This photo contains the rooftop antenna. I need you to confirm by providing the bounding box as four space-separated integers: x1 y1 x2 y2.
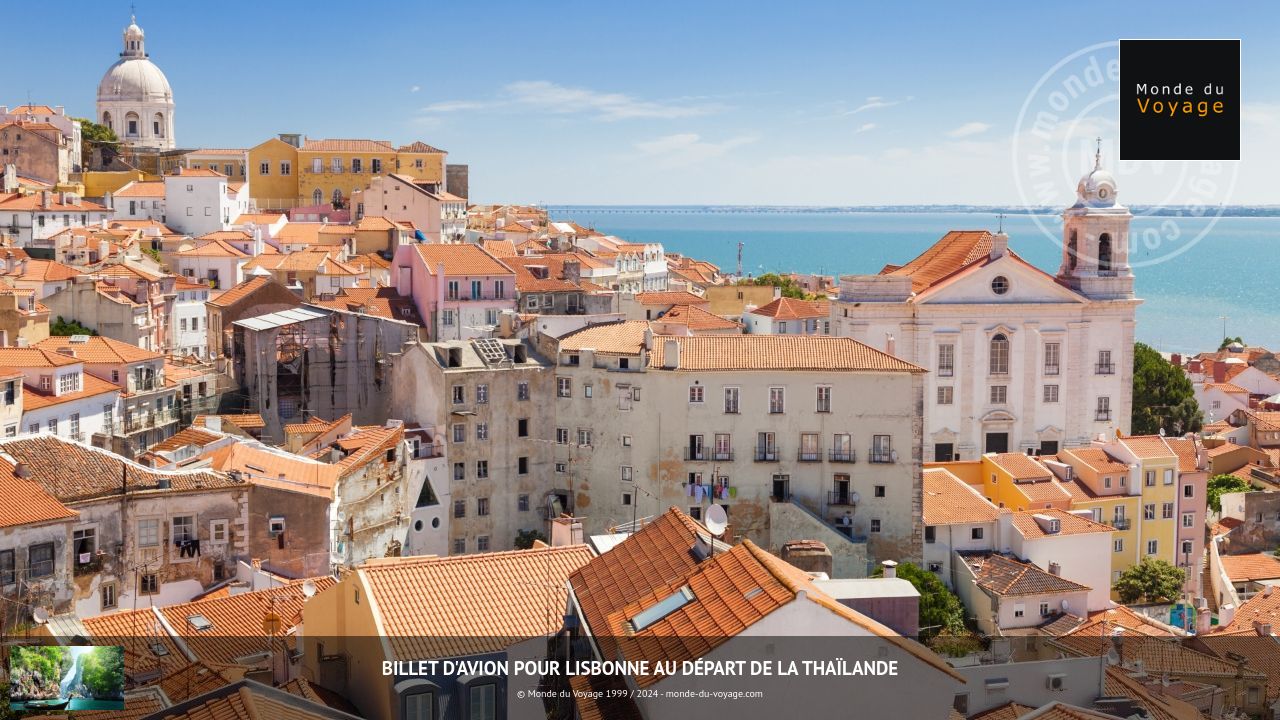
736 241 744 278
1095 136 1103 170
997 212 1004 234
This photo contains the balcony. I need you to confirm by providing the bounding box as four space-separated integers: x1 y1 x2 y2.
73 556 103 577
412 443 443 459
869 450 894 464
711 449 734 462
828 491 857 506
754 447 780 462
445 294 508 302
686 447 707 461
1044 364 1060 376
798 448 822 462
1096 363 1116 375
1095 411 1112 422
829 449 856 463
938 367 954 378
1110 518 1131 530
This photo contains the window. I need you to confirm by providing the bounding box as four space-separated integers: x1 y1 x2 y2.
816 386 832 413
1114 539 1124 553
621 466 633 482
70 413 80 437
971 527 984 540
517 418 528 437
1104 476 1112 489
1039 602 1051 617
518 494 530 512
585 384 594 398
799 433 819 461
518 457 528 474
871 435 892 463
1162 502 1174 519
874 485 886 498
280 161 291 175
990 385 1007 404
259 162 270 175
47 418 57 435
476 384 488 403
0 550 11 585
476 536 490 552
172 516 195 543
925 526 936 544
101 582 117 609
138 518 160 547
556 428 569 445
724 387 739 413
1145 471 1155 487
452 424 466 443
29 543 54 578
1147 540 1159 556
452 385 466 404
454 500 466 518
1014 606 1025 618
1043 384 1059 403
557 377 572 397
453 538 465 554
578 429 592 446
140 573 159 594
1144 504 1155 520
1182 512 1195 528
442 309 455 326
714 434 732 460
990 275 1010 295
210 520 229 545
371 158 382 174
1184 484 1194 498
1163 469 1174 485
555 462 566 473
689 385 704 403
73 527 96 565
476 461 488 479
477 498 490 516
870 518 881 533
1181 540 1194 556
476 422 488 440
622 435 632 447
1044 342 1061 375
351 158 363 173
768 387 785 414
938 343 955 377
453 463 465 481
1096 397 1111 421
989 334 1010 374
937 386 954 404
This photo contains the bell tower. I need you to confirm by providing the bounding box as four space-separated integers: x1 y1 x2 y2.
1057 139 1134 300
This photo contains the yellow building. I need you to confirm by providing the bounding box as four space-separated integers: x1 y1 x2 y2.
181 148 248 182
1050 447 1140 583
246 136 300 210
297 138 397 209
393 141 446 185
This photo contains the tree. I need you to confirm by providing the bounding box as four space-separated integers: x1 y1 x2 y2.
1207 473 1252 513
74 117 117 169
514 529 547 550
1219 336 1245 350
1113 558 1185 604
736 272 809 299
50 316 97 337
873 561 965 641
1132 341 1203 435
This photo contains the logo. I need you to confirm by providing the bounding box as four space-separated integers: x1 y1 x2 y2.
1121 39 1240 161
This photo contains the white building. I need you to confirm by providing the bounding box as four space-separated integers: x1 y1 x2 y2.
0 192 112 245
832 152 1138 461
171 279 211 358
163 167 248 237
96 15 175 150
922 467 1001 588
744 297 831 335
999 508 1114 612
0 348 120 443
112 180 166 222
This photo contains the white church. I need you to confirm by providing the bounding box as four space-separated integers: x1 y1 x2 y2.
832 149 1139 461
96 14 175 150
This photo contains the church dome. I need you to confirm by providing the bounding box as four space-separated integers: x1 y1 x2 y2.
1075 142 1118 208
95 15 175 150
97 57 173 103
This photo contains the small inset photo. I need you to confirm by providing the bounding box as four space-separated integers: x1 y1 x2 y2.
8 645 124 712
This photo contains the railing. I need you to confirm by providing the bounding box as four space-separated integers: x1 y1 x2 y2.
686 447 707 461
938 367 954 377
754 447 780 462
1044 364 1060 376
724 405 739 414
798 449 822 462
1110 518 1131 530
829 449 856 463
1096 411 1112 421
712 449 734 461
1096 363 1116 375
828 491 857 506
73 556 102 577
445 294 508 301
869 450 893 464
413 443 442 459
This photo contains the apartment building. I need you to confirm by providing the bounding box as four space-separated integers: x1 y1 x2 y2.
541 323 926 568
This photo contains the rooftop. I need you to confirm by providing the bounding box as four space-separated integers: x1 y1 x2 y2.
963 552 1091 597
922 467 1003 526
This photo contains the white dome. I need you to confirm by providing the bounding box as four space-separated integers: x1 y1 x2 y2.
97 57 173 103
1074 146 1119 209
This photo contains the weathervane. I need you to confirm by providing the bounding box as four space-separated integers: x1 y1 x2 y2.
1095 136 1103 169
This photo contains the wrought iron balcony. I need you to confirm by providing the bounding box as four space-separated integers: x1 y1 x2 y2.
754 447 780 462
829 449 856 463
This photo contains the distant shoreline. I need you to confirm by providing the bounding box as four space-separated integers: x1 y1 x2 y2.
544 205 1280 218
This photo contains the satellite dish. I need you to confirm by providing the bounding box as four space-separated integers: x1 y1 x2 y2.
301 579 317 598
705 505 728 537
31 607 48 625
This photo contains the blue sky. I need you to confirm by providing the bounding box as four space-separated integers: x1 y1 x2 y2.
5 1 1276 205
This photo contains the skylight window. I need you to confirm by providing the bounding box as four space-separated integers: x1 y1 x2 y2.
630 586 695 632
187 614 213 631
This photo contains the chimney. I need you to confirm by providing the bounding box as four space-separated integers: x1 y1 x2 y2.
1171 353 1182 368
1 164 15 193
663 339 680 369
98 240 109 260
881 560 898 579
781 541 833 577
41 191 51 209
12 461 29 479
1255 620 1273 636
1213 362 1227 384
1048 561 1062 576
885 333 896 356
989 231 1009 259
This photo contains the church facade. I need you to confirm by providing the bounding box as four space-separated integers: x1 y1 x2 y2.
96 15 175 150
832 151 1139 461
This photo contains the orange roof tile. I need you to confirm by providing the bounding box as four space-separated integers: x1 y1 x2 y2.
1009 509 1113 538
22 372 119 410
1059 447 1132 474
2 258 83 282
35 335 162 364
635 290 707 306
178 238 248 258
882 230 994 292
963 553 1091 596
150 426 224 454
748 297 828 320
657 304 739 331
0 462 77 528
649 335 924 373
114 180 166 198
412 243 513 276
301 138 394 153
989 452 1054 480
0 346 81 368
1118 435 1179 460
923 468 1003 525
397 141 447 154
558 320 649 355
204 441 339 498
206 276 274 308
1221 553 1280 583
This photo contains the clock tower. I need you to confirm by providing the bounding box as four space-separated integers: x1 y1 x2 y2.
1057 141 1134 300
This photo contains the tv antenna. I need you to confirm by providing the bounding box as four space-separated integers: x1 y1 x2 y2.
705 504 728 559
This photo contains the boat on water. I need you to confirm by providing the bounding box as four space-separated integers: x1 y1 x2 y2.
24 698 70 710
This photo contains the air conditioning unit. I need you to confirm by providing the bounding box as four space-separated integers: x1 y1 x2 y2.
1047 674 1065 691
269 516 286 535
928 562 943 573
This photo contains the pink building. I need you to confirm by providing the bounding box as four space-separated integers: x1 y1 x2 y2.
392 243 516 340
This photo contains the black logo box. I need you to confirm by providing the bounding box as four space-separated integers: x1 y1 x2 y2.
1120 39 1240 161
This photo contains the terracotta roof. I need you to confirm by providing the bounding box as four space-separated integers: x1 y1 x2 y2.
1218 586 1280 634
0 346 81 367
1206 382 1249 394
140 679 355 720
397 141 446 154
170 167 226 178
1009 508 1113 538
558 320 649 355
989 452 1053 480
204 441 340 498
881 230 994 292
657 304 739 331
207 276 276 308
193 413 266 430
971 702 1035 720
0 461 77 528
1206 442 1246 457
1103 667 1206 720
1221 553 1280 583
1012 478 1075 504
1198 634 1280 699
963 552 1091 597
114 180 166 198
156 661 236 703
649 335 924 373
922 467 1003 526
412 243 513 276
22 372 120 410
1059 447 1132 474
357 545 594 660
0 194 107 211
35 335 162 364
1118 435 1178 460
748 297 829 320
3 258 83 282
300 138 394 153
233 212 285 225
635 290 707 306
480 238 517 257
1163 437 1203 472
0 435 238 503
278 677 362 716
150 426 224 454
570 674 642 720
178 238 249 258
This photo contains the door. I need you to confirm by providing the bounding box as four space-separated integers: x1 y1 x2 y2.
771 474 790 502
934 443 954 462
985 432 1009 454
1039 440 1059 455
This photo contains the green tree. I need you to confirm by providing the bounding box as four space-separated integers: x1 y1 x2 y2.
1207 473 1252 513
1219 336 1245 350
74 118 118 169
514 528 547 549
1132 342 1203 435
79 646 124 698
736 273 809 299
50 316 97 337
1113 558 1185 604
873 561 966 641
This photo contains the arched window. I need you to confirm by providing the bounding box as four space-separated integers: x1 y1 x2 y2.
1067 230 1078 271
102 111 112 131
125 112 139 137
332 188 344 208
1098 233 1112 272
990 333 1010 375
312 188 323 205
153 113 164 138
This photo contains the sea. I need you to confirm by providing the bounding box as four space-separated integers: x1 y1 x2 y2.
546 208 1276 355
